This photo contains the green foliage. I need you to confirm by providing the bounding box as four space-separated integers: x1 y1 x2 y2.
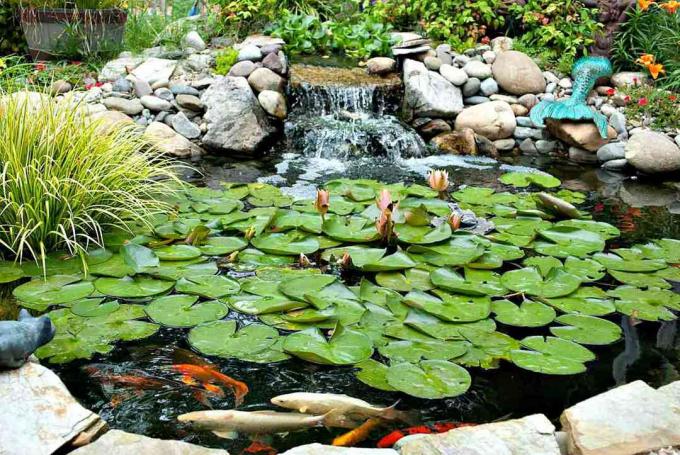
0 91 180 262
214 47 239 75
508 0 602 74
619 84 680 130
0 56 100 93
0 5 26 55
9 0 128 8
365 0 504 51
613 6 680 90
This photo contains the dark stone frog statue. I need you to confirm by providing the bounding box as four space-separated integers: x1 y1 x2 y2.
0 309 55 369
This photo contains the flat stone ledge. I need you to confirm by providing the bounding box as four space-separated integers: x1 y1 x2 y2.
281 444 398 454
71 430 230 454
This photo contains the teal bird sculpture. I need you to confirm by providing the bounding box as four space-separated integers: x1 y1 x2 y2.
530 56 613 138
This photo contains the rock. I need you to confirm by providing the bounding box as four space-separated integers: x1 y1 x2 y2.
597 142 626 162
609 112 627 136
619 181 679 207
176 94 204 112
436 49 453 66
491 36 513 53
281 444 397 455
366 57 397 75
236 35 285 49
131 58 178 85
398 414 560 455
154 88 174 102
140 95 173 112
99 57 144 82
480 78 499 96
424 56 442 71
536 140 557 154
169 84 200 96
151 79 169 90
455 101 517 140
171 112 201 139
0 360 105 454
492 51 546 95
419 119 451 137
248 68 286 93
543 71 559 85
431 129 477 155
81 103 107 116
262 52 285 75
71 430 228 454
181 53 214 73
50 79 72 95
625 131 680 174
611 71 648 88
201 76 276 154
258 90 287 120
476 134 498 157
439 64 468 86
112 77 132 93
144 121 203 158
454 55 470 66
561 380 680 455
558 77 573 89
463 61 492 79
464 96 490 105
519 138 538 154
602 158 628 171
545 82 557 94
403 60 463 119
546 120 617 152
462 77 481 97
514 127 542 140
131 77 152 98
482 51 496 64
600 104 617 117
238 44 263 62
517 116 535 127
89 111 135 134
102 97 144 115
658 381 680 408
569 146 598 164
518 93 539 110
511 104 528 116
494 138 516 151
183 31 206 51
261 44 282 55
490 94 519 104
229 60 257 77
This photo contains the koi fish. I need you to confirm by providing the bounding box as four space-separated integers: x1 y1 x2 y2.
178 410 329 438
376 422 477 448
332 418 383 447
172 364 249 406
241 441 277 455
84 366 171 390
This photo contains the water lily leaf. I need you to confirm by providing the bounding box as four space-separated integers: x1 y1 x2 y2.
87 254 135 278
36 333 113 364
147 260 217 281
491 299 556 327
654 238 680 263
564 257 606 282
354 359 396 391
379 339 467 363
407 236 485 267
511 336 595 375
279 274 337 302
655 266 680 282
499 171 561 188
555 219 620 240
452 187 496 206
189 320 286 361
145 294 228 327
523 256 562 277
545 287 616 316
358 278 403 308
399 198 451 216
493 217 551 237
282 325 373 365
199 237 248 256
321 246 385 267
121 243 160 272
237 248 296 266
71 298 120 317
501 267 581 298
325 179 378 201
609 270 671 289
550 314 622 345
13 275 94 307
404 290 491 323
487 242 525 261
227 294 306 315
251 231 320 256
21 253 81 277
281 307 336 323
395 223 452 245
322 215 380 243
535 226 606 258
430 267 505 296
176 275 240 299
375 268 434 292
95 276 174 298
152 244 203 261
386 360 471 399
271 210 323 234
404 309 496 340
592 253 667 273
0 262 25 284
360 251 417 272
455 331 520 368
607 285 680 319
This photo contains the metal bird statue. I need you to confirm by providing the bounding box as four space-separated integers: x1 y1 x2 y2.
530 56 613 138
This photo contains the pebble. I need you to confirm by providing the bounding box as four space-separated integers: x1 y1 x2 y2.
546 82 557 94
176 94 204 112
558 78 573 89
132 78 152 98
494 138 516 151
237 44 262 62
463 61 492 79
102 97 143 115
511 104 529 116
480 78 499 96
518 93 539 109
536 140 557 154
597 142 626 162
609 112 627 135
482 50 496 64
454 55 471 67
516 117 535 128
140 95 173 112
543 71 559 84
514 127 543 140
112 78 132 93
50 80 72 95
602 158 628 171
171 111 201 139
183 31 206 52
229 60 257 77
464 96 490 105
440 65 468 86
436 50 453 66
462 78 481 97
169 84 200 96
600 104 617 117
260 44 282 55
154 88 174 102
424 56 442 71
151 79 169 90
490 94 519 104
519 138 538 154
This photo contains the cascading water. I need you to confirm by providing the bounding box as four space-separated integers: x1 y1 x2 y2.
285 65 429 160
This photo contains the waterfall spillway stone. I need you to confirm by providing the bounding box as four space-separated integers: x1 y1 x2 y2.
286 64 429 160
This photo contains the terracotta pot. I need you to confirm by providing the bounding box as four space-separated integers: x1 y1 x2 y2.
19 8 127 59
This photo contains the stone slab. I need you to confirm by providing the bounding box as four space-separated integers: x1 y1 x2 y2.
281 444 397 455
131 58 178 85
397 414 561 455
658 381 680 408
560 380 680 455
0 359 103 455
71 430 229 454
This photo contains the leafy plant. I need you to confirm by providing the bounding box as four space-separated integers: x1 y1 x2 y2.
0 91 180 263
214 47 239 75
613 4 680 90
0 5 26 54
0 56 100 93
618 84 680 129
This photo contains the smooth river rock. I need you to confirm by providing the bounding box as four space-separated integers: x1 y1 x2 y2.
102 97 144 115
71 430 229 454
454 101 517 140
492 51 546 95
144 121 203 158
131 58 178 85
0 359 105 454
248 67 286 93
201 76 276 154
366 57 397 75
403 59 463 119
439 64 468 86
625 131 680 174
258 90 287 120
561 380 680 455
397 414 561 455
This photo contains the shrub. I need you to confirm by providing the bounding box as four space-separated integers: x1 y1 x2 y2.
0 56 99 93
618 84 680 130
613 3 680 90
0 5 26 55
9 0 127 8
214 47 238 75
0 92 181 263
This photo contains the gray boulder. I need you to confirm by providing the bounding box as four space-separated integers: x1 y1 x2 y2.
402 59 463 119
248 67 286 93
258 90 287 120
238 44 262 62
229 61 257 77
131 58 177 85
201 76 276 154
263 52 285 75
463 60 492 79
183 31 206 51
625 131 680 174
597 142 626 162
144 121 203 158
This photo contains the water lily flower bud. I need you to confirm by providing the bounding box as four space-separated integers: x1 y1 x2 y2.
448 213 461 230
427 170 449 193
376 189 392 211
299 253 311 267
315 189 330 219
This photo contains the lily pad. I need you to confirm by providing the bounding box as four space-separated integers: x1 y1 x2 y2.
404 309 496 340
375 268 434 292
322 215 380 243
279 274 337 302
385 360 471 399
13 275 94 308
430 268 505 296
501 267 581 298
354 359 396 391
535 226 606 258
378 339 467 363
251 231 320 256
499 172 561 189
592 253 667 272
188 320 287 362
404 290 491 323
282 325 373 365
95 276 174 298
145 295 228 327
0 262 25 284
550 314 622 345
121 243 160 272
176 275 240 299
491 299 556 327
71 298 120 317
511 336 595 375
152 244 203 261
395 223 452 245
199 237 248 256
545 288 615 316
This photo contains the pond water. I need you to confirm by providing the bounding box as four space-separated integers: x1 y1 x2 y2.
2 66 680 454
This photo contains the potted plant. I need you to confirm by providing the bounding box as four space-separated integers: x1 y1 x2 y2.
14 0 128 59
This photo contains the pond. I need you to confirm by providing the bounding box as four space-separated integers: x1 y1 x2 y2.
2 66 680 454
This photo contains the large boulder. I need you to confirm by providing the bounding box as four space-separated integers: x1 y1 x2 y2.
454 101 516 140
625 131 680 174
492 51 546 95
144 122 204 158
403 59 463 119
248 68 286 93
71 430 228 454
201 76 276 154
546 120 616 152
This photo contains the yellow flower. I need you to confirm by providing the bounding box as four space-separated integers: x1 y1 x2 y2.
660 0 680 13
636 54 656 66
647 63 666 79
638 0 655 9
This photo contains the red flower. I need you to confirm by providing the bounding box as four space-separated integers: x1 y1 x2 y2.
606 88 616 96
670 95 678 102
35 62 46 71
70 61 82 66
624 95 631 103
593 202 605 213
481 36 490 45
638 97 649 106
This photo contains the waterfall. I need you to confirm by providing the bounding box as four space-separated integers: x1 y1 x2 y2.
285 65 429 160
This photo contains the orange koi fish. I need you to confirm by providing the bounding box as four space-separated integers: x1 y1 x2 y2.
84 366 170 390
377 422 477 448
172 364 249 406
332 418 383 447
241 441 277 455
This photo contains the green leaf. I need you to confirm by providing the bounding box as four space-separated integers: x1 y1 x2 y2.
199 237 248 256
608 270 671 289
322 215 379 243
404 290 491 323
545 288 616 316
592 253 667 272
501 267 581 298
13 275 94 308
188 320 288 362
535 226 606 258
251 231 320 255
152 244 203 261
550 314 622 345
378 339 467 363
386 360 471 399
282 325 373 365
511 336 595 375
491 299 556 327
375 268 434 292
499 171 561 188
95 276 174 298
145 295 228 327
278 274 337 302
176 275 240 299
0 262 25 284
71 298 120 317
430 267 505 296
354 359 396 391
394 223 452 245
404 309 496 340
121 244 159 272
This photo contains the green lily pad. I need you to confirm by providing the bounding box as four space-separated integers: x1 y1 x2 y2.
386 360 471 399
71 298 120 317
121 243 159 272
152 244 203 261
491 299 556 327
279 274 337 302
607 285 679 321
322 215 380 243
375 268 434 292
271 210 324 234
609 270 671 289
499 171 561 188
188 320 288 362
592 253 667 272
175 275 240 299
237 248 295 266
523 256 562 277
535 226 606 258
145 295 228 327
199 237 248 256
556 219 620 240
146 260 217 281
87 254 135 278
511 336 595 375
282 325 373 365
545 288 616 316
430 267 505 296
95 276 174 298
407 236 485 267
564 257 606 282
404 309 496 340
502 267 581 298
455 330 520 368
0 262 25 284
13 275 94 308
354 359 396 391
227 293 306 315
251 231 320 256
550 314 622 345
360 251 417 272
378 339 467 363
404 290 491 323
395 223 452 245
